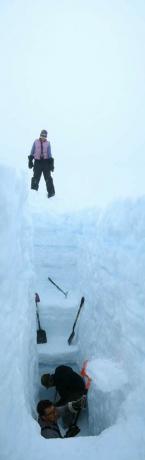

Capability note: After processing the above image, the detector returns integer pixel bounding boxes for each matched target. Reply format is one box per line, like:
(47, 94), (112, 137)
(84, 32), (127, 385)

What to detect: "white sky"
(0, 0), (145, 211)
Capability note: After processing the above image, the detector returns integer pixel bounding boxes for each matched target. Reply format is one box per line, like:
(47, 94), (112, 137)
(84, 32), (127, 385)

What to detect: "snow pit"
(1, 167), (145, 458)
(38, 363), (89, 438)
(37, 358), (128, 440)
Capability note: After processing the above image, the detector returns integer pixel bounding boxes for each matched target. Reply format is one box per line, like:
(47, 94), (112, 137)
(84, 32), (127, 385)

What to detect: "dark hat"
(41, 373), (54, 388)
(40, 129), (47, 139)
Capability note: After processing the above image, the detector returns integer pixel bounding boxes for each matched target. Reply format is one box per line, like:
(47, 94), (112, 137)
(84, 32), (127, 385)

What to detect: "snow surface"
(0, 165), (145, 459)
(87, 359), (127, 392)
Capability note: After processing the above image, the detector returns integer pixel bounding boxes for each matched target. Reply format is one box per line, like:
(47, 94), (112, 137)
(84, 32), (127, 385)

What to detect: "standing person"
(28, 129), (55, 198)
(41, 365), (86, 406)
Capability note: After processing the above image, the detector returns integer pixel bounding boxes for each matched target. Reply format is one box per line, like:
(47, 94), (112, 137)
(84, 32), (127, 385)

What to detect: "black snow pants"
(31, 159), (55, 197)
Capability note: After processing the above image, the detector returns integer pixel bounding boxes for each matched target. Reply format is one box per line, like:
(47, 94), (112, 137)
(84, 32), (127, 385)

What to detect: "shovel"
(36, 302), (47, 344)
(68, 297), (85, 345)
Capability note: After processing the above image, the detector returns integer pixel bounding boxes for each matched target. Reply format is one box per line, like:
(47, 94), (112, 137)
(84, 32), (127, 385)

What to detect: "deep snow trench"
(34, 210), (128, 440)
(1, 166), (145, 460)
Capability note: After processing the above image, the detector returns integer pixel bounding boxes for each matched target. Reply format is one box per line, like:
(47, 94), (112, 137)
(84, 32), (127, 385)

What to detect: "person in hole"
(37, 398), (86, 439)
(41, 365), (86, 406)
(28, 129), (55, 198)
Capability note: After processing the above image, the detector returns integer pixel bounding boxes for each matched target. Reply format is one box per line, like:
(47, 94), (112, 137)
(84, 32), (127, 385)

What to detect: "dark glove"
(68, 395), (87, 413)
(28, 155), (34, 169)
(48, 157), (54, 172)
(65, 425), (80, 438)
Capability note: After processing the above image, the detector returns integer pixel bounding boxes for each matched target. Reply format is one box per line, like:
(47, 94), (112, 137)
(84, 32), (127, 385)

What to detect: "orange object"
(81, 360), (91, 390)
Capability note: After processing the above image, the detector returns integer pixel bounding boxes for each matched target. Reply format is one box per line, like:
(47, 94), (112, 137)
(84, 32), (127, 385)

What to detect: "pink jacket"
(31, 139), (51, 160)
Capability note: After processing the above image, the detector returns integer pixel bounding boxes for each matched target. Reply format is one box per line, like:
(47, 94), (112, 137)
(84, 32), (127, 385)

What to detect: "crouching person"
(41, 364), (86, 406)
(37, 398), (86, 439)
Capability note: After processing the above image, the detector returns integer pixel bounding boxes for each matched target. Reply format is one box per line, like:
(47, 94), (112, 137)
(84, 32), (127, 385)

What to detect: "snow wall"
(0, 165), (38, 459)
(1, 165), (145, 460)
(74, 200), (145, 436)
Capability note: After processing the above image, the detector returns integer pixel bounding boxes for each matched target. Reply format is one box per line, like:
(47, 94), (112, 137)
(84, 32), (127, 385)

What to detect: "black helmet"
(40, 129), (47, 139)
(41, 373), (54, 388)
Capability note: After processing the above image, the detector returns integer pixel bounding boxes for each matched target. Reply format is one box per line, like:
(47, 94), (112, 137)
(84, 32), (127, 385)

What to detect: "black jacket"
(54, 365), (85, 404)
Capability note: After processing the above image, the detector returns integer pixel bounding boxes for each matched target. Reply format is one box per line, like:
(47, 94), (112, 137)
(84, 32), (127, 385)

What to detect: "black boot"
(46, 177), (55, 198)
(31, 177), (39, 191)
(47, 190), (55, 198)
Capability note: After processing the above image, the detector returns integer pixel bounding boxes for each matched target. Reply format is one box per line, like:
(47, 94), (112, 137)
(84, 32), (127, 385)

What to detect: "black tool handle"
(36, 303), (41, 330)
(68, 297), (85, 345)
(72, 297), (85, 331)
(48, 277), (68, 297)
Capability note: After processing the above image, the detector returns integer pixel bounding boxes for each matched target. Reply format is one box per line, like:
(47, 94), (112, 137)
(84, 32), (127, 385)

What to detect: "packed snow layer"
(86, 358), (128, 435)
(0, 166), (39, 459)
(31, 200), (145, 456)
(87, 359), (127, 392)
(1, 165), (145, 459)
(76, 199), (145, 377)
(75, 199), (145, 437)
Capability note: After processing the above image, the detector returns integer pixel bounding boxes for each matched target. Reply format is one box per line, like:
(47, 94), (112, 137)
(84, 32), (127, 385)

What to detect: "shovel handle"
(67, 297), (85, 345)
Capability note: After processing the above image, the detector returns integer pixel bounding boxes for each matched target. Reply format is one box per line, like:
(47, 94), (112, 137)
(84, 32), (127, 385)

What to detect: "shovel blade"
(37, 329), (47, 344)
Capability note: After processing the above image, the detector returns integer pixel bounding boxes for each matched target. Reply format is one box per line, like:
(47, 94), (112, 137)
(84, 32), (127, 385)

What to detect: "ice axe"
(68, 297), (85, 345)
(48, 277), (68, 298)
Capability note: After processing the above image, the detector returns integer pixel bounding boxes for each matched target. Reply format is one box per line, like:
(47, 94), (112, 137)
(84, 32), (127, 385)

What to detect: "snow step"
(37, 340), (78, 365)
